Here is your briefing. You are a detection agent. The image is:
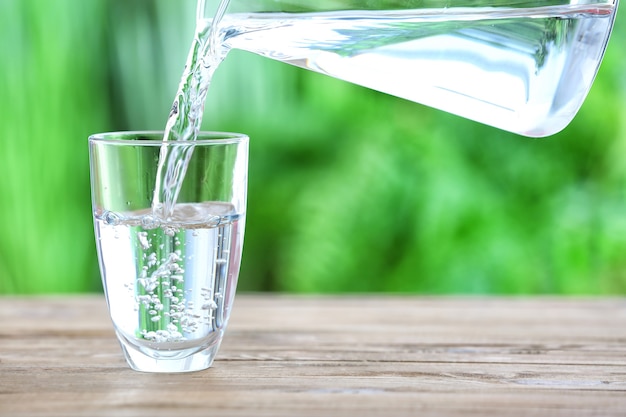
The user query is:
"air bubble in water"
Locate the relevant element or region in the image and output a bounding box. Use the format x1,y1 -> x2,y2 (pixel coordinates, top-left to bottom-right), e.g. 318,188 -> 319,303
206,215 -> 221,227
141,215 -> 160,230
103,211 -> 121,226
163,226 -> 179,236
137,231 -> 150,250
202,300 -> 218,310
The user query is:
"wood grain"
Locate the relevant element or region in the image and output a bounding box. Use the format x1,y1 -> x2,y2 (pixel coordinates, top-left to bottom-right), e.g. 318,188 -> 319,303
1,295 -> 625,416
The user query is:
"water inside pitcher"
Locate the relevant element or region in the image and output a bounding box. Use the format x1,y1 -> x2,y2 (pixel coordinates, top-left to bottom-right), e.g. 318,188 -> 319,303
199,0 -> 619,137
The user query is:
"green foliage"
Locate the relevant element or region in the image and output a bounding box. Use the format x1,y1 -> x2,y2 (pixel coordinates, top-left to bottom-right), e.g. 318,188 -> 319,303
0,0 -> 110,293
0,0 -> 624,294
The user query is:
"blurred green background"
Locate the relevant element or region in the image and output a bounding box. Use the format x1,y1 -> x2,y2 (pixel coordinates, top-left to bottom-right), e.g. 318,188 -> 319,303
1,0 -> 625,294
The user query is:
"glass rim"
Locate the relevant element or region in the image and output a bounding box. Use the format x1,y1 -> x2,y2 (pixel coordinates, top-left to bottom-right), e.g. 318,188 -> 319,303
88,130 -> 248,145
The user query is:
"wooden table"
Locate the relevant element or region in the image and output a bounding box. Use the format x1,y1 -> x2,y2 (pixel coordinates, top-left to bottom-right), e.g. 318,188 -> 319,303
1,295 -> 625,416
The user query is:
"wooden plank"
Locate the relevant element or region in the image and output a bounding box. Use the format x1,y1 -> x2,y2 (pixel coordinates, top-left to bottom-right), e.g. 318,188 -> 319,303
0,295 -> 625,417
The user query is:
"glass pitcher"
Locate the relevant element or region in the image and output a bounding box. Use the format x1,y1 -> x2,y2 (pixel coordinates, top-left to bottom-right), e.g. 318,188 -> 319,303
198,0 -> 619,137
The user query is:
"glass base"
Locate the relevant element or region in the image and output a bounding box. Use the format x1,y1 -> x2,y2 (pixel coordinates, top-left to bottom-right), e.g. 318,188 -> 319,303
116,332 -> 223,373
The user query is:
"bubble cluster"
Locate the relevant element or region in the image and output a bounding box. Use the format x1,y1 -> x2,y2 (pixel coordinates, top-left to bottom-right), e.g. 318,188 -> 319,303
98,203 -> 239,348
141,214 -> 161,230
141,325 -> 184,343
137,232 -> 150,250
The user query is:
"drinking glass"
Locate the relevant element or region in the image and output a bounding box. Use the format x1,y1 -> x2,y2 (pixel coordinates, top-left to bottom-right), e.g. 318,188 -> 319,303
89,131 -> 248,373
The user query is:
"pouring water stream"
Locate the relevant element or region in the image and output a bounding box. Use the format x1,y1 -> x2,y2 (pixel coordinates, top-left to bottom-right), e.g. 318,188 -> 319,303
152,0 -> 231,219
